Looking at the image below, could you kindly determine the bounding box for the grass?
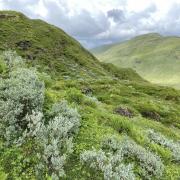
[0,10,144,82]
[92,33,180,89]
[46,77,180,179]
[0,11,180,179]
[0,10,106,78]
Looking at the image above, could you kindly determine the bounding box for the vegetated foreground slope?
[0,11,180,180]
[92,33,180,89]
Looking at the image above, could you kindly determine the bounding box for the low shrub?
[148,129,180,162]
[35,101,80,179]
[81,136,164,179]
[120,137,164,179]
[0,67,44,145]
[2,50,24,71]
[66,88,84,104]
[0,52,81,179]
[80,148,135,180]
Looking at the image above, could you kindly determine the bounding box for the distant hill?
[92,33,180,89]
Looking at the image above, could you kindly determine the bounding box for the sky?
[0,0,180,48]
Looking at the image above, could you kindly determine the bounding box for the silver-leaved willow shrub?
[1,50,25,71]
[148,129,180,162]
[34,101,81,179]
[0,51,81,179]
[120,136,164,179]
[81,136,164,180]
[0,67,44,146]
[81,148,135,180]
[20,101,80,180]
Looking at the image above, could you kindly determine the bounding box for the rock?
[16,40,31,50]
[26,54,36,60]
[114,107,134,118]
[141,111,161,121]
[0,14,6,19]
[81,87,93,95]
[0,14,16,19]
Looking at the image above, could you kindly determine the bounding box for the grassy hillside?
[0,11,180,180]
[0,10,144,82]
[92,33,180,89]
[0,11,105,78]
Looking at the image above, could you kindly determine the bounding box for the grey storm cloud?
[69,11,110,37]
[107,9,125,22]
[44,2,110,38]
[0,0,180,48]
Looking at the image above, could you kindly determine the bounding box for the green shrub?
[107,116,134,134]
[66,88,84,104]
[0,58,7,74]
[38,72,53,87]
[83,95,99,108]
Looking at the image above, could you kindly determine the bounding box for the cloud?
[69,10,110,37]
[107,9,125,22]
[158,3,180,35]
[0,0,180,48]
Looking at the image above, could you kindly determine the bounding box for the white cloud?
[26,0,48,18]
[0,0,180,48]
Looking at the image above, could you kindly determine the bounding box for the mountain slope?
[0,11,105,78]
[0,11,180,179]
[0,10,145,82]
[92,33,180,89]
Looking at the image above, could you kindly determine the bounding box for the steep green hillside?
[0,11,105,78]
[0,11,180,180]
[92,33,180,89]
[0,10,145,82]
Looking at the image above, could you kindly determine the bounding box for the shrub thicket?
[0,51,81,179]
[81,136,164,179]
[148,129,180,162]
[0,67,44,145]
